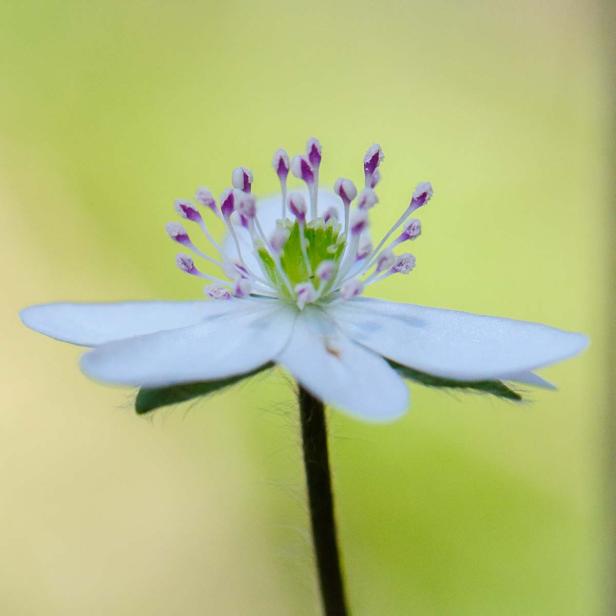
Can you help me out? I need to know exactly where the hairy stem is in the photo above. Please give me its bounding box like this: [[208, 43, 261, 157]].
[[298, 385, 349, 616]]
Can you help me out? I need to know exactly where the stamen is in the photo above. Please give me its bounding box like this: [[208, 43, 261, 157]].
[[295, 282, 317, 309], [394, 218, 421, 244], [334, 178, 357, 207], [175, 200, 202, 223], [273, 148, 290, 180], [233, 278, 252, 298], [363, 181, 433, 271], [195, 188, 218, 216], [176, 253, 199, 275], [288, 193, 313, 276], [291, 155, 315, 185], [291, 155, 316, 218], [410, 182, 433, 211], [306, 138, 322, 217], [225, 259, 276, 292], [166, 222, 191, 246], [270, 225, 290, 254], [227, 261, 250, 279], [342, 234, 372, 281], [365, 253, 416, 288], [176, 196, 222, 252], [340, 278, 364, 300], [323, 207, 339, 225], [350, 210, 369, 236], [357, 188, 378, 210], [375, 249, 396, 273], [335, 210, 369, 284], [356, 237, 372, 261], [312, 260, 335, 301], [176, 254, 231, 286], [273, 148, 290, 218], [391, 253, 416, 274], [316, 260, 335, 282], [232, 167, 253, 193], [166, 223, 223, 267], [205, 285, 233, 300], [219, 188, 260, 281], [220, 189, 237, 220], [288, 192, 307, 223], [363, 144, 384, 187], [361, 249, 395, 286], [306, 137, 322, 170], [334, 178, 357, 236], [237, 194, 257, 222]]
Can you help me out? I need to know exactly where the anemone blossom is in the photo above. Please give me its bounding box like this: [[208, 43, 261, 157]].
[[21, 138, 587, 420]]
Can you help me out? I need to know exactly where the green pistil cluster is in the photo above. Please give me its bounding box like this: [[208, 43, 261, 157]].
[[258, 219, 345, 299]]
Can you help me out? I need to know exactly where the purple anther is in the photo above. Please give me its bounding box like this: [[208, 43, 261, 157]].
[[291, 155, 315, 185], [334, 178, 357, 207], [195, 187, 218, 213], [340, 278, 364, 300], [323, 207, 339, 224], [399, 218, 422, 241], [316, 260, 335, 282], [350, 210, 369, 236], [295, 282, 316, 309], [410, 182, 433, 210], [175, 200, 202, 223], [232, 167, 253, 193], [288, 193, 307, 223], [205, 285, 232, 300], [363, 144, 384, 180], [306, 137, 322, 169], [357, 188, 378, 210], [391, 253, 416, 274], [272, 148, 290, 181], [176, 253, 198, 275], [375, 250, 396, 273], [270, 226, 290, 254], [233, 278, 252, 298], [165, 222, 190, 245], [220, 189, 236, 219]]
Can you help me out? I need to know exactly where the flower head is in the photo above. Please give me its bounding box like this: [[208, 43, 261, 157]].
[[20, 138, 588, 421]]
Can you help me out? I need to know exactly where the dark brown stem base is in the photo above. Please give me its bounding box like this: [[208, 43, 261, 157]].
[[298, 385, 349, 616]]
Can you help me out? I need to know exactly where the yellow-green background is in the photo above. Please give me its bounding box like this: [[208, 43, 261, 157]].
[[0, 1, 610, 614]]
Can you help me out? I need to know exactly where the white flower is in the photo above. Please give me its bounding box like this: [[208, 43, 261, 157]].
[[20, 140, 588, 422]]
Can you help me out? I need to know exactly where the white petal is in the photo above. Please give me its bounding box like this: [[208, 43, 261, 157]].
[[506, 372, 556, 390], [329, 298, 588, 381], [20, 299, 257, 347], [80, 301, 295, 387], [276, 307, 408, 422]]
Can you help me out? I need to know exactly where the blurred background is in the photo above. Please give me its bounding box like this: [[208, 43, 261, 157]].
[[0, 1, 611, 614]]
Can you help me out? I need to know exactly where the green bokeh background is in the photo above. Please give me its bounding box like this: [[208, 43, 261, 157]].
[[0, 1, 610, 614]]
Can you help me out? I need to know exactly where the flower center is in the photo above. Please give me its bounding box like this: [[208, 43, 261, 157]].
[[258, 219, 344, 299], [166, 138, 433, 309]]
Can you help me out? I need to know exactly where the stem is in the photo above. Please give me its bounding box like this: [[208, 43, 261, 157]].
[[298, 385, 349, 616]]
